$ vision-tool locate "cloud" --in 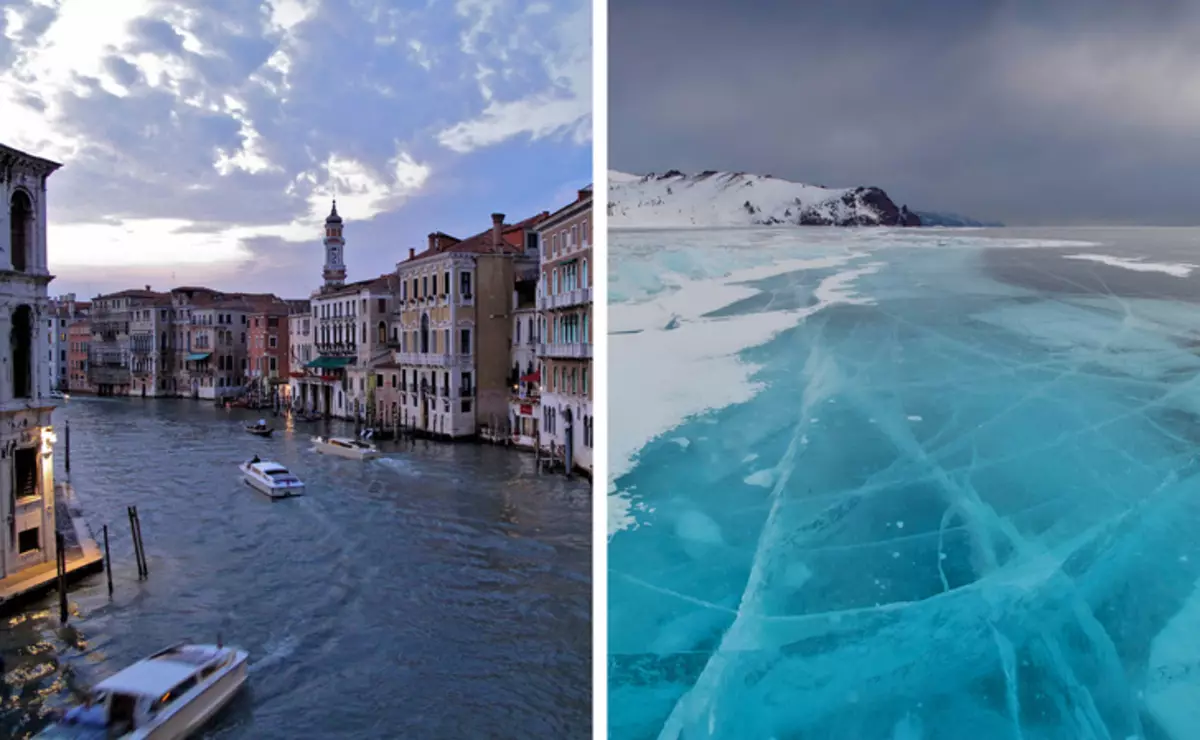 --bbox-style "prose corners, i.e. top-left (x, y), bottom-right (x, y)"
top-left (1, 0), bottom-right (590, 296)
top-left (436, 0), bottom-right (591, 153)
top-left (610, 0), bottom-right (1200, 225)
